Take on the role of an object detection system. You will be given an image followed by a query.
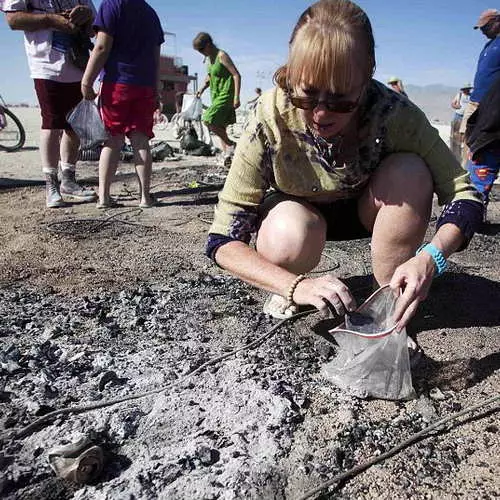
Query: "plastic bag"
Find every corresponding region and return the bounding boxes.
[322,285,415,400]
[181,94,203,121]
[67,100,109,149]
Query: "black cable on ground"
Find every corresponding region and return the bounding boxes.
[1,310,314,441]
[297,393,500,500]
[45,209,151,236]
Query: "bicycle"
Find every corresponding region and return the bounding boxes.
[0,94,26,152]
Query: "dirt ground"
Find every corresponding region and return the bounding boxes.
[0,109,499,499]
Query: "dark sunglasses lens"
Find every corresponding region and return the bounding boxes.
[290,96,314,109]
[290,95,357,113]
[327,100,357,113]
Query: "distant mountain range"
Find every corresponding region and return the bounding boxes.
[403,84,458,125]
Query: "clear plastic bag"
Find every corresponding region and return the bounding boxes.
[322,285,415,400]
[67,99,109,149]
[181,94,203,121]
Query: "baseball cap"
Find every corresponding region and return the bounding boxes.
[387,76,399,84]
[474,9,500,29]
[460,83,472,90]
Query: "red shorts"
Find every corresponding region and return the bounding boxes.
[34,79,82,130]
[100,82,155,138]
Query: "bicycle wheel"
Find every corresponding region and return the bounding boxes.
[0,106,26,152]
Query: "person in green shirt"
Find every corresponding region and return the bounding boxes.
[193,32,241,167]
[206,0,484,329]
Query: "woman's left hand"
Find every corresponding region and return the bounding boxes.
[233,97,240,109]
[389,252,436,331]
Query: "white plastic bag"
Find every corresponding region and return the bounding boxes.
[322,285,415,400]
[67,99,109,149]
[181,94,203,121]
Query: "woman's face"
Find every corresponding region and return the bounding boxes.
[294,82,365,139]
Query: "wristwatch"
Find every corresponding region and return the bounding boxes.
[416,243,447,276]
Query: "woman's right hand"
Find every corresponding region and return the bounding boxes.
[292,275,357,317]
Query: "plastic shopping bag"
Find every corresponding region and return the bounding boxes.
[67,99,109,149]
[181,94,203,121]
[322,285,415,400]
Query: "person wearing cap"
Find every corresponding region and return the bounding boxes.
[450,84,472,160]
[387,76,408,97]
[460,9,500,165]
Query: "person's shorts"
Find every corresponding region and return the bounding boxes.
[34,79,82,130]
[100,82,155,138]
[261,191,371,241]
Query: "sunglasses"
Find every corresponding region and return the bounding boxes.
[288,90,363,114]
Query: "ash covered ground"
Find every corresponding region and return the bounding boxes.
[0,157,499,499]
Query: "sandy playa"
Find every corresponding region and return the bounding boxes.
[0,106,498,500]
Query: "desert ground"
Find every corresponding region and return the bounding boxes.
[0,107,499,500]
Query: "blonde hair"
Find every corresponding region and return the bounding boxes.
[193,32,213,51]
[274,0,375,94]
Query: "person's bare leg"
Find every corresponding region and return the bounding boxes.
[40,128,65,207]
[98,134,124,205]
[206,123,235,153]
[40,128,62,173]
[256,198,327,274]
[256,197,326,316]
[60,128,80,165]
[359,153,433,287]
[129,131,153,206]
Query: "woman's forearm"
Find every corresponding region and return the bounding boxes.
[233,73,241,101]
[215,241,298,297]
[430,222,465,258]
[82,40,111,87]
[6,11,70,32]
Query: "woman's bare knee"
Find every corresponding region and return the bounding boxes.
[256,201,326,270]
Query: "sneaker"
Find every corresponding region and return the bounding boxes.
[60,168,97,202]
[45,173,65,208]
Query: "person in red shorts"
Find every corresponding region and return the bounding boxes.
[80,0,164,208]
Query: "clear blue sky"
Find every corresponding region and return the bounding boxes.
[0,0,494,104]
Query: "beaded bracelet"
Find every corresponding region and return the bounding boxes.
[286,274,306,307]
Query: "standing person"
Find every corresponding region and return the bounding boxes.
[465,76,500,218]
[450,84,472,160]
[387,76,408,97]
[460,9,500,165]
[206,0,483,329]
[80,0,164,209]
[193,32,241,167]
[1,0,98,208]
[247,87,263,110]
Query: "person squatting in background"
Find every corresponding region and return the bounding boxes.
[205,0,483,331]
[193,32,241,168]
[1,0,98,208]
[465,75,500,219]
[450,83,472,160]
[81,0,164,209]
